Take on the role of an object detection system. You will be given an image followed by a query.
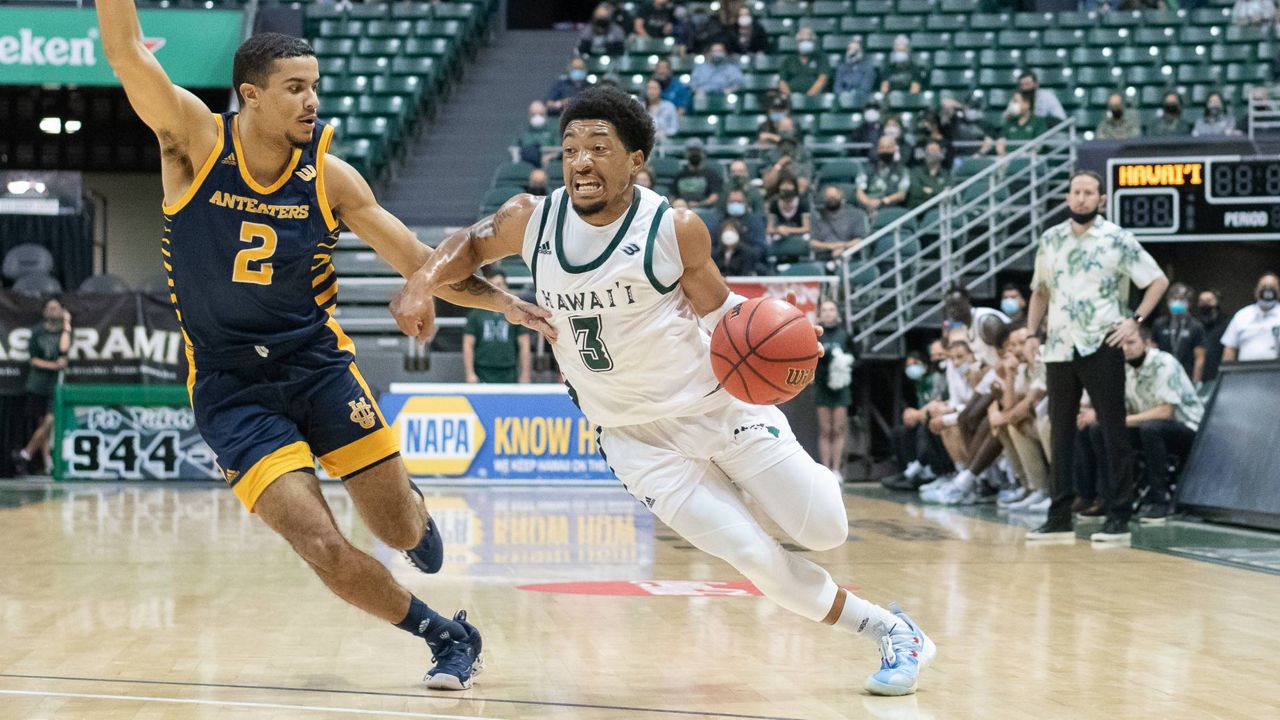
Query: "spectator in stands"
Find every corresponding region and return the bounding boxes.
[547,57,592,115]
[756,95,793,145]
[856,135,911,215]
[579,4,627,56]
[632,0,677,39]
[720,188,767,249]
[815,300,854,477]
[680,4,725,54]
[464,269,531,384]
[712,219,762,276]
[884,342,951,490]
[672,138,723,209]
[906,140,950,209]
[634,167,656,189]
[1222,271,1280,363]
[1192,92,1240,137]
[727,4,770,55]
[652,58,692,113]
[517,100,556,166]
[834,37,877,102]
[690,42,745,95]
[1018,70,1066,122]
[644,78,679,140]
[979,91,1046,156]
[910,110,951,168]
[779,27,830,97]
[1000,283,1028,324]
[1095,93,1143,140]
[761,131,814,195]
[939,97,987,148]
[12,298,71,476]
[525,168,549,196]
[1232,0,1277,26]
[767,172,811,242]
[811,185,870,261]
[856,99,885,146]
[1152,282,1207,384]
[1148,92,1190,137]
[1121,328,1205,523]
[879,115,913,166]
[878,35,923,94]
[1195,288,1230,384]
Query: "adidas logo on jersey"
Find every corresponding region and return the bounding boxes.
[621,243,641,256]
[537,240,551,255]
[220,153,237,166]
[295,165,316,182]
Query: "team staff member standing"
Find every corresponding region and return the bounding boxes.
[12,298,71,476]
[1024,171,1168,541]
[463,270,532,383]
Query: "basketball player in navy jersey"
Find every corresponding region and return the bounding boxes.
[97,0,551,689]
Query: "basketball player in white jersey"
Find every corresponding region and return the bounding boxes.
[394,86,935,695]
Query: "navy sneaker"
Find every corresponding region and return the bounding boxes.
[423,610,483,691]
[403,514,444,574]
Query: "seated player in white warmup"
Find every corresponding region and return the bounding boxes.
[394,86,935,695]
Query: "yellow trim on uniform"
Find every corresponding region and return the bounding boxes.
[312,263,335,287]
[163,261,173,271]
[162,113,225,215]
[315,123,339,232]
[348,361,388,426]
[326,316,356,355]
[232,115,302,195]
[234,441,315,511]
[317,426,398,479]
[181,330,197,404]
[161,248,171,258]
[314,282,339,306]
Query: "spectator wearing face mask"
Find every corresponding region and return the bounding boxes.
[877,115,913,166]
[767,173,810,243]
[680,5,725,54]
[1148,92,1190,137]
[1121,328,1205,524]
[814,300,855,478]
[856,135,911,214]
[651,58,691,113]
[1152,283,1207,385]
[1232,0,1277,26]
[1000,284,1027,324]
[712,219,762,276]
[856,101,885,146]
[906,141,951,209]
[516,100,557,166]
[724,160,763,208]
[578,4,626,56]
[1017,70,1066,122]
[1222,272,1280,363]
[643,79,679,140]
[727,5,769,54]
[632,0,677,39]
[979,90,1046,156]
[547,57,592,115]
[779,28,829,97]
[884,341,952,490]
[911,111,950,166]
[1194,288,1230,384]
[1192,92,1240,137]
[691,42,744,95]
[811,185,870,260]
[879,35,924,94]
[718,188,767,249]
[525,168,549,197]
[834,38,877,103]
[1096,93,1143,140]
[755,96,792,146]
[939,98,987,147]
[761,131,814,195]
[672,138,723,210]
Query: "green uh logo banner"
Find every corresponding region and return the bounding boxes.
[0,7,243,87]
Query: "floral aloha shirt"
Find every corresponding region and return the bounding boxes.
[1125,348,1204,431]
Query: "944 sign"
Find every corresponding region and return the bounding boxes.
[60,404,220,481]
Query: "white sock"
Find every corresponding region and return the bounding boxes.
[832,590,900,642]
[904,460,922,478]
[951,469,976,491]
[919,465,936,480]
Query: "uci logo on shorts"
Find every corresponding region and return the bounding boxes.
[349,397,377,429]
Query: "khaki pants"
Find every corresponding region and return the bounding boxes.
[1035,412,1052,464]
[996,420,1049,492]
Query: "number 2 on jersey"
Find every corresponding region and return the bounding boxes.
[233,221,277,285]
[570,315,614,372]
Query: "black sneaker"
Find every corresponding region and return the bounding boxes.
[10,450,30,477]
[1091,517,1132,544]
[1026,518,1074,541]
[1137,501,1171,525]
[423,610,483,690]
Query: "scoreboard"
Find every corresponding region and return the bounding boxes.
[1107,156,1280,242]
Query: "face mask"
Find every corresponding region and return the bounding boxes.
[594,17,610,29]
[824,197,843,211]
[687,151,703,165]
[1259,287,1279,310]
[1163,103,1180,116]
[1127,354,1146,369]
[1196,305,1218,322]
[890,51,909,63]
[883,126,901,140]
[727,201,747,217]
[1169,300,1188,315]
[847,47,862,59]
[1206,104,1222,118]
[569,69,587,82]
[1008,103,1025,117]
[905,364,926,381]
[878,152,895,165]
[738,15,752,27]
[925,150,944,165]
[721,231,740,247]
[957,361,976,374]
[1000,298,1021,317]
[1109,106,1123,119]
[769,111,786,123]
[529,114,546,128]
[965,108,983,121]
[864,108,881,123]
[798,40,815,55]
[526,184,547,196]
[691,14,708,27]
[712,52,728,64]
[1069,208,1099,225]
[779,188,798,200]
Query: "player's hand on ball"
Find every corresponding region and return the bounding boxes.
[390,276,437,345]
[784,291,825,356]
[504,298,558,341]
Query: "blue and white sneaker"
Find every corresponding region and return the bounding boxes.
[865,603,936,697]
[403,515,444,574]
[936,482,977,505]
[997,486,1028,508]
[424,610,484,690]
[916,475,950,498]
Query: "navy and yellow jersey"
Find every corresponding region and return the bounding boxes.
[162,111,341,371]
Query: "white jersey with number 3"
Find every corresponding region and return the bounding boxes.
[521,186,720,427]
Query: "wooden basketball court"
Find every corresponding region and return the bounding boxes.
[1,480,1276,719]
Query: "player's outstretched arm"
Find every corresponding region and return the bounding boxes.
[96,0,216,155]
[324,161,553,342]
[393,194,543,342]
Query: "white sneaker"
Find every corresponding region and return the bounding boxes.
[1023,495,1051,513]
[1008,489,1049,511]
[996,486,1029,508]
[936,482,977,505]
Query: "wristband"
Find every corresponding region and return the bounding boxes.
[699,292,748,333]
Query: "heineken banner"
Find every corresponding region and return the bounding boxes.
[0,291,187,395]
[0,7,243,87]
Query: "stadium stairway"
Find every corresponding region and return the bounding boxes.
[382,30,576,225]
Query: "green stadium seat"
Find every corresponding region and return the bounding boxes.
[493,162,535,184]
[723,114,764,138]
[940,0,978,12]
[931,50,975,69]
[1227,64,1268,83]
[1179,26,1221,45]
[357,38,403,57]
[1086,86,1117,107]
[416,20,465,40]
[1225,25,1267,44]
[318,20,361,39]
[1042,29,1084,48]
[926,15,959,32]
[348,57,392,77]
[839,16,883,33]
[693,93,741,115]
[1114,46,1157,66]
[648,156,683,180]
[1126,66,1169,87]
[872,206,911,230]
[810,1,853,17]
[614,56,655,74]
[1013,13,1054,30]
[822,34,854,53]
[1023,48,1067,68]
[1163,46,1208,65]
[1211,45,1254,63]
[978,49,1021,70]
[897,0,935,14]
[886,90,931,111]
[791,93,836,112]
[846,263,880,291]
[348,3,390,20]
[765,1,807,18]
[1133,27,1178,45]
[322,76,371,96]
[771,237,812,263]
[1177,64,1222,84]
[333,138,378,179]
[740,74,779,94]
[1190,8,1232,26]
[306,3,346,24]
[481,186,520,214]
[956,156,994,178]
[628,36,677,55]
[1054,11,1098,29]
[817,113,862,134]
[1139,86,1169,107]
[816,158,867,182]
[390,2,435,21]
[997,30,1040,49]
[312,38,355,58]
[778,261,828,277]
[855,0,895,15]
[1101,10,1143,27]
[758,19,794,38]
[968,14,1009,32]
[390,56,438,80]
[404,38,451,58]
[978,68,1020,89]
[366,20,413,38]
[881,16,921,34]
[911,34,951,52]
[342,116,391,142]
[952,31,995,50]
[1068,47,1110,68]
[929,68,975,90]
[865,33,896,53]
[371,75,425,100]
[1086,27,1131,47]
[1073,66,1120,87]
[317,57,347,76]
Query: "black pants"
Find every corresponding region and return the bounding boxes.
[1046,345,1134,524]
[1133,419,1196,499]
[1074,425,1104,502]
[891,423,949,474]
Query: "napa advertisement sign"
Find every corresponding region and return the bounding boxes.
[381,384,616,482]
[0,8,242,87]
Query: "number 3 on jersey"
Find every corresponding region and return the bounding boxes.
[570,315,613,372]
[233,221,277,285]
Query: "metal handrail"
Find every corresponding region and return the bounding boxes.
[1247,92,1280,140]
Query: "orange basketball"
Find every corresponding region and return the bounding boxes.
[710,297,822,405]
